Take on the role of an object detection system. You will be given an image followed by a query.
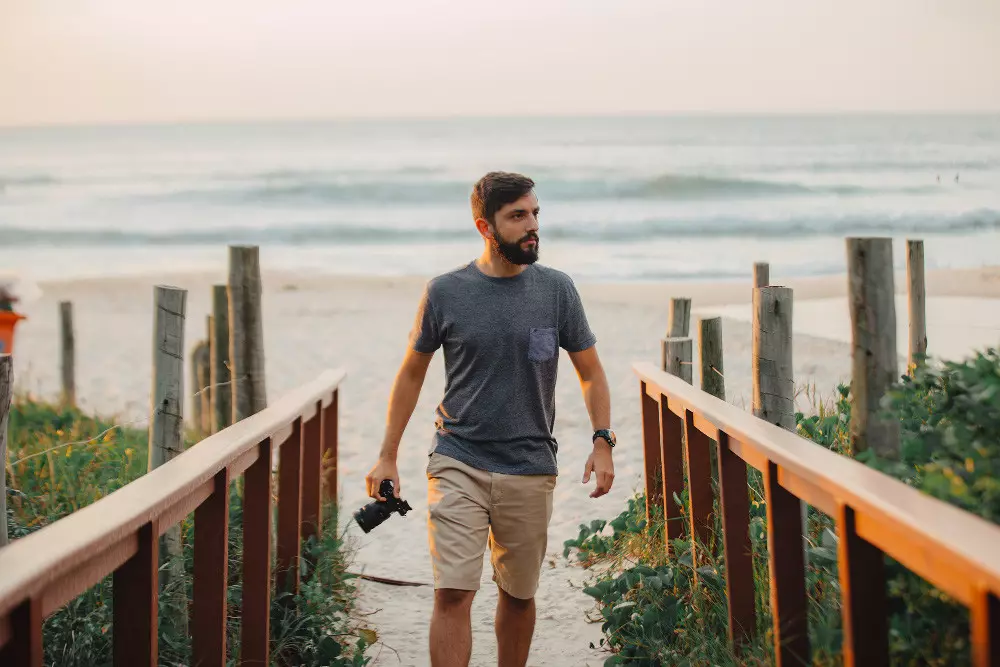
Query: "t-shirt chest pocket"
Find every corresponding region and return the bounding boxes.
[528,327,558,362]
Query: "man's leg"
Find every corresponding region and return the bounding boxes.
[430,588,476,667]
[495,585,535,667]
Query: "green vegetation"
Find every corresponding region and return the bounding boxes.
[567,349,1000,666]
[5,398,374,667]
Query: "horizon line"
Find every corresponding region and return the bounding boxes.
[2,109,999,131]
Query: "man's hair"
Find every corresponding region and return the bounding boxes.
[470,172,535,224]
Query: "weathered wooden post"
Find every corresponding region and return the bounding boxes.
[148,285,188,634]
[847,238,901,457]
[752,284,810,663]
[210,285,232,433]
[1,354,10,547]
[662,337,693,384]
[197,341,212,438]
[59,301,75,407]
[229,246,267,422]
[906,240,927,373]
[699,317,725,400]
[668,297,692,337]
[754,262,770,288]
[190,340,206,438]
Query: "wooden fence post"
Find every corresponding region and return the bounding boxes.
[190,341,205,438]
[906,240,927,373]
[847,238,901,457]
[752,287,794,429]
[1,354,10,547]
[699,317,725,400]
[59,301,75,408]
[662,337,693,384]
[754,262,770,288]
[210,285,232,434]
[668,297,691,337]
[148,285,188,636]
[229,246,267,422]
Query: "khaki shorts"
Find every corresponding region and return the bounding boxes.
[426,452,556,600]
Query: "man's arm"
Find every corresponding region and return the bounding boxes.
[366,347,434,500]
[568,345,615,498]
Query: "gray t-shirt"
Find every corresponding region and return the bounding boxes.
[409,261,596,475]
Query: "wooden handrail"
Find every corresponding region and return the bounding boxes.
[634,361,1000,666]
[0,368,345,665]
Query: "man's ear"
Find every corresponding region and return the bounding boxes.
[474,218,493,241]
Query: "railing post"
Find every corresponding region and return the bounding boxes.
[322,391,339,504]
[764,462,810,666]
[684,411,713,557]
[241,438,273,666]
[906,239,927,373]
[847,237,901,457]
[59,301,76,407]
[716,431,756,652]
[0,597,42,667]
[301,401,323,542]
[113,520,159,667]
[276,418,304,594]
[193,469,230,667]
[640,382,663,526]
[1,353,10,548]
[836,503,887,666]
[660,398,686,547]
[972,586,1000,667]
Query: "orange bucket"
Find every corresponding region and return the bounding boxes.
[0,310,26,354]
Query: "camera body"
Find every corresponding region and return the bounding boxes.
[353,479,413,534]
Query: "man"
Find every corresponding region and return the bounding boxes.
[365,171,616,667]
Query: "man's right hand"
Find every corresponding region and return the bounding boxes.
[365,457,400,502]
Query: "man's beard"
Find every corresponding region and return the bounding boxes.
[492,229,540,266]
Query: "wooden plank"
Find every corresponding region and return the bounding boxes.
[211,284,233,433]
[661,336,693,384]
[276,418,303,594]
[59,301,75,407]
[764,462,810,666]
[0,597,42,667]
[716,431,757,651]
[640,383,663,526]
[847,238,901,456]
[754,262,770,288]
[113,521,158,667]
[668,297,692,337]
[241,438,273,667]
[301,403,323,542]
[193,469,230,667]
[698,317,725,400]
[906,240,927,372]
[972,586,1000,667]
[684,411,713,551]
[322,391,339,504]
[229,245,267,422]
[837,504,888,666]
[660,397,686,546]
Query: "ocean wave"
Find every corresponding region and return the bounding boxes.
[2,209,997,247]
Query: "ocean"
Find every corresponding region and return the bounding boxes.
[1,114,998,284]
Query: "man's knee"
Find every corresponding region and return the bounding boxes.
[434,588,476,614]
[497,585,534,611]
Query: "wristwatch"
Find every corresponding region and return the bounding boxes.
[592,428,616,448]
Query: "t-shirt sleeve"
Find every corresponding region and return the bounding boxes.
[559,277,597,352]
[409,284,442,353]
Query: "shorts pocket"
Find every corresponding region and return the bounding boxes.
[528,327,558,362]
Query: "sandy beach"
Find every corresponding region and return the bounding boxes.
[9,263,1000,666]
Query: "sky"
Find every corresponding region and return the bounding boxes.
[1,0,999,126]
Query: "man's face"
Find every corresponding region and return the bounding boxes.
[490,193,540,266]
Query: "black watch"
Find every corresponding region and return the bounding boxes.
[592,428,616,448]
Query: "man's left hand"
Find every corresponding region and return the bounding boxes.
[583,440,615,498]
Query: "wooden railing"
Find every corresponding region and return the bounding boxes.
[0,369,344,667]
[635,362,1000,666]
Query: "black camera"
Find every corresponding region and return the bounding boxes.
[353,479,413,534]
